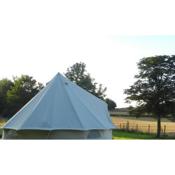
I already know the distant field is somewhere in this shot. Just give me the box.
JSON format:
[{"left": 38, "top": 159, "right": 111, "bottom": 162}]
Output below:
[{"left": 112, "top": 116, "right": 175, "bottom": 135}]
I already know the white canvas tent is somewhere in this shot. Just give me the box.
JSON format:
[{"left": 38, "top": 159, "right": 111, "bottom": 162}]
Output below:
[{"left": 2, "top": 73, "right": 115, "bottom": 139}]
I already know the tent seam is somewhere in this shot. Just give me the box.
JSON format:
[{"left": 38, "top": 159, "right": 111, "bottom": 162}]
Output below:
[{"left": 59, "top": 75, "right": 85, "bottom": 129}]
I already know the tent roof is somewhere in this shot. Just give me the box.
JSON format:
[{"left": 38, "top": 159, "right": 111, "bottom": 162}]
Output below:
[{"left": 3, "top": 73, "right": 115, "bottom": 131}]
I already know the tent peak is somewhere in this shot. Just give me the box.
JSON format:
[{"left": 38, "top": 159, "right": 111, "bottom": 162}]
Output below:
[
  {"left": 52, "top": 72, "right": 64, "bottom": 80},
  {"left": 54, "top": 72, "right": 68, "bottom": 81},
  {"left": 56, "top": 72, "right": 61, "bottom": 76},
  {"left": 54, "top": 72, "right": 67, "bottom": 79}
]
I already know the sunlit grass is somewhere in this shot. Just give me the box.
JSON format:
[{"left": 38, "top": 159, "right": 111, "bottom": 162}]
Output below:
[{"left": 113, "top": 130, "right": 156, "bottom": 140}]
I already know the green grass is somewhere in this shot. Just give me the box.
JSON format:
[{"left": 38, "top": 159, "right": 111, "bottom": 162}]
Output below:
[
  {"left": 113, "top": 130, "right": 157, "bottom": 140},
  {"left": 113, "top": 130, "right": 175, "bottom": 139}
]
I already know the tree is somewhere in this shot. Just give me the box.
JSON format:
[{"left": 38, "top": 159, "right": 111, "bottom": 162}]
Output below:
[
  {"left": 124, "top": 56, "right": 175, "bottom": 138},
  {"left": 65, "top": 62, "right": 107, "bottom": 99},
  {"left": 5, "top": 75, "right": 43, "bottom": 117},
  {"left": 0, "top": 79, "right": 13, "bottom": 116},
  {"left": 105, "top": 98, "right": 117, "bottom": 111}
]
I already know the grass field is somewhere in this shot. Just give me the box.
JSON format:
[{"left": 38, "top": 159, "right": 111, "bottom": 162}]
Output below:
[
  {"left": 112, "top": 116, "right": 175, "bottom": 135},
  {"left": 112, "top": 130, "right": 156, "bottom": 139},
  {"left": 112, "top": 130, "right": 175, "bottom": 139}
]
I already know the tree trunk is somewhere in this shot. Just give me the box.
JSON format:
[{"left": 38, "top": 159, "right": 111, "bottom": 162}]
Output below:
[{"left": 157, "top": 115, "right": 161, "bottom": 138}]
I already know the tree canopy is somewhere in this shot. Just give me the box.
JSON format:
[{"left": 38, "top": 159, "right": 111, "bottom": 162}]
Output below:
[
  {"left": 0, "top": 75, "right": 43, "bottom": 118},
  {"left": 65, "top": 62, "right": 107, "bottom": 100},
  {"left": 0, "top": 79, "right": 14, "bottom": 116},
  {"left": 125, "top": 55, "right": 175, "bottom": 137}
]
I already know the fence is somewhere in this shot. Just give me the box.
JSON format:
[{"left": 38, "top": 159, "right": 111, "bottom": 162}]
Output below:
[{"left": 113, "top": 121, "right": 175, "bottom": 136}]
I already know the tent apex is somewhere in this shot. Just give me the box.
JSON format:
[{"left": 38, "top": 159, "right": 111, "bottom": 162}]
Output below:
[
  {"left": 53, "top": 72, "right": 62, "bottom": 79},
  {"left": 56, "top": 72, "right": 61, "bottom": 76}
]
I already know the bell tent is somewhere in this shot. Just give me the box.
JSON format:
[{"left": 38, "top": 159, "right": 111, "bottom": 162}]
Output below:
[{"left": 2, "top": 73, "right": 115, "bottom": 139}]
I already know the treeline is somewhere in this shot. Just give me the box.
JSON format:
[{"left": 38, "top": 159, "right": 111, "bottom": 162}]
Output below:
[{"left": 0, "top": 62, "right": 117, "bottom": 118}]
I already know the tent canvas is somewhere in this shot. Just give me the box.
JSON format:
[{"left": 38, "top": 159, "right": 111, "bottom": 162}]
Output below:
[{"left": 2, "top": 73, "right": 115, "bottom": 139}]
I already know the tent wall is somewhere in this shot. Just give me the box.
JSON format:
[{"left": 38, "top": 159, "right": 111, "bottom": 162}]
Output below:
[{"left": 2, "top": 129, "right": 112, "bottom": 140}]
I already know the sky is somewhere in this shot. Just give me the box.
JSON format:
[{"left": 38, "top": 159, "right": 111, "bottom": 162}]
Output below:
[{"left": 1, "top": 1, "right": 175, "bottom": 107}]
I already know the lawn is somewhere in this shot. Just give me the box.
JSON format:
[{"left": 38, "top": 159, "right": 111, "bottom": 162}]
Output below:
[
  {"left": 113, "top": 130, "right": 156, "bottom": 139},
  {"left": 112, "top": 130, "right": 175, "bottom": 139}
]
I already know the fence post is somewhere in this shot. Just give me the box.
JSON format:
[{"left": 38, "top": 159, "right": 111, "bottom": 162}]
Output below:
[
  {"left": 164, "top": 125, "right": 166, "bottom": 136},
  {"left": 126, "top": 121, "right": 129, "bottom": 131},
  {"left": 122, "top": 123, "right": 125, "bottom": 130},
  {"left": 148, "top": 124, "right": 150, "bottom": 134},
  {"left": 136, "top": 124, "right": 138, "bottom": 132},
  {"left": 161, "top": 127, "right": 164, "bottom": 135}
]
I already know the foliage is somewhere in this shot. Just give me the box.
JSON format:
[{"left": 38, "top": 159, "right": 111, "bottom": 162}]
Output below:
[
  {"left": 0, "top": 79, "right": 14, "bottom": 116},
  {"left": 3, "top": 75, "right": 43, "bottom": 118},
  {"left": 124, "top": 56, "right": 175, "bottom": 137},
  {"left": 65, "top": 62, "right": 107, "bottom": 100},
  {"left": 105, "top": 98, "right": 117, "bottom": 110}
]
